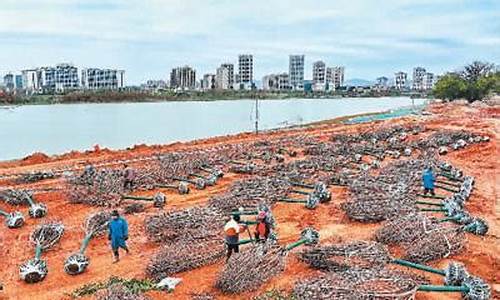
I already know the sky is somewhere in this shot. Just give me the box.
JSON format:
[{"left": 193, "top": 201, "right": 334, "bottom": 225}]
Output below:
[{"left": 0, "top": 0, "right": 499, "bottom": 85}]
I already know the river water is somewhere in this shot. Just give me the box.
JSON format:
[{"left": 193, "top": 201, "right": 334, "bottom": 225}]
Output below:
[{"left": 0, "top": 97, "right": 425, "bottom": 161}]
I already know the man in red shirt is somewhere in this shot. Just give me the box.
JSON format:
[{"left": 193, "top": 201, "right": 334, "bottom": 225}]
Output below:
[{"left": 254, "top": 211, "right": 271, "bottom": 242}]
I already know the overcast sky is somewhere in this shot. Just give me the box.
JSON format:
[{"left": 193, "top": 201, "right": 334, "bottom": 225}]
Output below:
[{"left": 0, "top": 0, "right": 499, "bottom": 84}]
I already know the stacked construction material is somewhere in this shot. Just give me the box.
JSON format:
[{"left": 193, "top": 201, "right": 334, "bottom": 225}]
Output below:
[
  {"left": 19, "top": 221, "right": 65, "bottom": 283},
  {"left": 16, "top": 170, "right": 56, "bottom": 183},
  {"left": 215, "top": 228, "right": 319, "bottom": 293},
  {"left": 64, "top": 211, "right": 111, "bottom": 275},
  {"left": 147, "top": 238, "right": 225, "bottom": 281},
  {"left": 0, "top": 208, "right": 25, "bottom": 228},
  {"left": 145, "top": 205, "right": 225, "bottom": 244},
  {"left": 0, "top": 188, "right": 48, "bottom": 218},
  {"left": 67, "top": 168, "right": 124, "bottom": 207},
  {"left": 96, "top": 283, "right": 151, "bottom": 300}
]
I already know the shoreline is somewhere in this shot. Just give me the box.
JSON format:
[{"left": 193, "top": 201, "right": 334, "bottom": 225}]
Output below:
[
  {"left": 0, "top": 93, "right": 426, "bottom": 108},
  {"left": 0, "top": 104, "right": 426, "bottom": 165}
]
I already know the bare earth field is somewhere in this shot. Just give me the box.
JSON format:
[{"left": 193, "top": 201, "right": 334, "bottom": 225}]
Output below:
[{"left": 0, "top": 102, "right": 498, "bottom": 300}]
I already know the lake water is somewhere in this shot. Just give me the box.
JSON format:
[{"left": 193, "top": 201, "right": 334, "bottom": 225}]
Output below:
[{"left": 0, "top": 97, "right": 425, "bottom": 161}]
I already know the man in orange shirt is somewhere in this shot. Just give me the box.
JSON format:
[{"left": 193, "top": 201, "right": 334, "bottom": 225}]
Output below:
[{"left": 224, "top": 215, "right": 247, "bottom": 262}]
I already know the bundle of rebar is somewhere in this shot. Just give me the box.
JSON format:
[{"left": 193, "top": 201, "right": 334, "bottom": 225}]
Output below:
[
  {"left": 298, "top": 240, "right": 392, "bottom": 272},
  {"left": 146, "top": 238, "right": 225, "bottom": 281},
  {"left": 0, "top": 189, "right": 34, "bottom": 205},
  {"left": 16, "top": 170, "right": 56, "bottom": 183},
  {"left": 293, "top": 268, "right": 420, "bottom": 300},
  {"left": 67, "top": 168, "right": 124, "bottom": 207},
  {"left": 374, "top": 213, "right": 441, "bottom": 245},
  {"left": 123, "top": 203, "right": 145, "bottom": 214},
  {"left": 215, "top": 228, "right": 319, "bottom": 294},
  {"left": 144, "top": 205, "right": 225, "bottom": 244},
  {"left": 20, "top": 221, "right": 65, "bottom": 283},
  {"left": 402, "top": 227, "right": 465, "bottom": 263},
  {"left": 64, "top": 211, "right": 111, "bottom": 275},
  {"left": 96, "top": 283, "right": 152, "bottom": 300}
]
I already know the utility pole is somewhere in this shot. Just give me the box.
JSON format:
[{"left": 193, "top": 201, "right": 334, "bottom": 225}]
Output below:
[{"left": 254, "top": 98, "right": 259, "bottom": 134}]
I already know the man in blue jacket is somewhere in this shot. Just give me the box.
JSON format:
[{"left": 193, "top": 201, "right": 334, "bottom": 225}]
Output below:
[
  {"left": 108, "top": 210, "right": 129, "bottom": 263},
  {"left": 422, "top": 167, "right": 436, "bottom": 196}
]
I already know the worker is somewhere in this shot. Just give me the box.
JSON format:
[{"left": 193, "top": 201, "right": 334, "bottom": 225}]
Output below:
[
  {"left": 254, "top": 211, "right": 271, "bottom": 242},
  {"left": 422, "top": 167, "right": 436, "bottom": 196},
  {"left": 224, "top": 215, "right": 247, "bottom": 262},
  {"left": 123, "top": 164, "right": 136, "bottom": 190},
  {"left": 108, "top": 210, "right": 129, "bottom": 263}
]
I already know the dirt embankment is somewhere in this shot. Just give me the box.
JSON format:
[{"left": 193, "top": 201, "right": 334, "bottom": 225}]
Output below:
[{"left": 0, "top": 102, "right": 498, "bottom": 300}]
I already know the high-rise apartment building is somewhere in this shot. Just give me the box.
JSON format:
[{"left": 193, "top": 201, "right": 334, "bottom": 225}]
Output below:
[
  {"left": 312, "top": 61, "right": 326, "bottom": 91},
  {"left": 15, "top": 75, "right": 23, "bottom": 89},
  {"left": 202, "top": 74, "right": 216, "bottom": 90},
  {"left": 412, "top": 67, "right": 426, "bottom": 90},
  {"left": 81, "top": 68, "right": 125, "bottom": 90},
  {"left": 3, "top": 74, "right": 15, "bottom": 91},
  {"left": 289, "top": 55, "right": 304, "bottom": 90},
  {"left": 423, "top": 72, "right": 435, "bottom": 90},
  {"left": 326, "top": 66, "right": 345, "bottom": 90},
  {"left": 54, "top": 63, "right": 79, "bottom": 92},
  {"left": 394, "top": 71, "right": 408, "bottom": 90},
  {"left": 169, "top": 66, "right": 196, "bottom": 90},
  {"left": 238, "top": 54, "right": 253, "bottom": 89},
  {"left": 216, "top": 64, "right": 234, "bottom": 90},
  {"left": 22, "top": 69, "right": 40, "bottom": 93}
]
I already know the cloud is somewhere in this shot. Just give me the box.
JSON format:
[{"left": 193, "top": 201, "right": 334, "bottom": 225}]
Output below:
[{"left": 0, "top": 0, "right": 499, "bottom": 83}]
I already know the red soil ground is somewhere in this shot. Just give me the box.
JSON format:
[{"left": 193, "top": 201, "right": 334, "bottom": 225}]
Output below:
[{"left": 0, "top": 102, "right": 498, "bottom": 300}]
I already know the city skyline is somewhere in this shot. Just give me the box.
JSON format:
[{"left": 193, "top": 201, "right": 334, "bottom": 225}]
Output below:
[{"left": 0, "top": 0, "right": 499, "bottom": 84}]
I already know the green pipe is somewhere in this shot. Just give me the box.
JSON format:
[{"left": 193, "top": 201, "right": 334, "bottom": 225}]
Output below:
[
  {"left": 237, "top": 239, "right": 255, "bottom": 245},
  {"left": 122, "top": 195, "right": 152, "bottom": 201},
  {"left": 439, "top": 216, "right": 459, "bottom": 223},
  {"left": 290, "top": 190, "right": 310, "bottom": 195},
  {"left": 416, "top": 200, "right": 444, "bottom": 207},
  {"left": 35, "top": 244, "right": 43, "bottom": 260},
  {"left": 417, "top": 194, "right": 446, "bottom": 200},
  {"left": 436, "top": 180, "right": 461, "bottom": 188},
  {"left": 285, "top": 239, "right": 306, "bottom": 251},
  {"left": 438, "top": 173, "right": 461, "bottom": 182},
  {"left": 0, "top": 210, "right": 8, "bottom": 217},
  {"left": 435, "top": 185, "right": 459, "bottom": 193},
  {"left": 79, "top": 234, "right": 93, "bottom": 254},
  {"left": 156, "top": 184, "right": 177, "bottom": 189},
  {"left": 231, "top": 210, "right": 258, "bottom": 216},
  {"left": 418, "top": 285, "right": 468, "bottom": 292},
  {"left": 392, "top": 259, "right": 445, "bottom": 276},
  {"left": 278, "top": 198, "right": 306, "bottom": 204},
  {"left": 419, "top": 208, "right": 447, "bottom": 212},
  {"left": 241, "top": 221, "right": 259, "bottom": 225},
  {"left": 26, "top": 196, "right": 35, "bottom": 206},
  {"left": 290, "top": 182, "right": 313, "bottom": 189}
]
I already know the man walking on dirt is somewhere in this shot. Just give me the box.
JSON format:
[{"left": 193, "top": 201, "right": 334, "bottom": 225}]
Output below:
[
  {"left": 422, "top": 167, "right": 436, "bottom": 196},
  {"left": 108, "top": 210, "right": 129, "bottom": 263},
  {"left": 224, "top": 215, "right": 247, "bottom": 262}
]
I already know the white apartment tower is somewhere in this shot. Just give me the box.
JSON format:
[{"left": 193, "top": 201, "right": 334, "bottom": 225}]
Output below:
[
  {"left": 394, "top": 71, "right": 408, "bottom": 90},
  {"left": 423, "top": 72, "right": 435, "bottom": 90},
  {"left": 55, "top": 63, "right": 79, "bottom": 92},
  {"left": 238, "top": 54, "right": 253, "bottom": 89},
  {"left": 326, "top": 66, "right": 345, "bottom": 90},
  {"left": 81, "top": 68, "right": 125, "bottom": 90},
  {"left": 216, "top": 63, "right": 234, "bottom": 90},
  {"left": 312, "top": 61, "right": 326, "bottom": 91},
  {"left": 169, "top": 66, "right": 196, "bottom": 90},
  {"left": 202, "top": 74, "right": 216, "bottom": 90},
  {"left": 412, "top": 67, "right": 426, "bottom": 90},
  {"left": 289, "top": 55, "right": 305, "bottom": 90}
]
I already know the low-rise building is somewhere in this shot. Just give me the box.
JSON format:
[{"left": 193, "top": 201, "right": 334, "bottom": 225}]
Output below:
[
  {"left": 262, "top": 73, "right": 290, "bottom": 91},
  {"left": 81, "top": 68, "right": 125, "bottom": 90}
]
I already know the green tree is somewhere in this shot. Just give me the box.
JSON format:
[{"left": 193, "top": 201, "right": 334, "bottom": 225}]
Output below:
[{"left": 433, "top": 73, "right": 467, "bottom": 101}]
